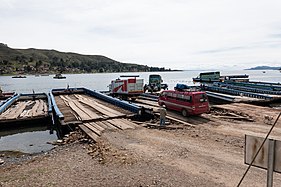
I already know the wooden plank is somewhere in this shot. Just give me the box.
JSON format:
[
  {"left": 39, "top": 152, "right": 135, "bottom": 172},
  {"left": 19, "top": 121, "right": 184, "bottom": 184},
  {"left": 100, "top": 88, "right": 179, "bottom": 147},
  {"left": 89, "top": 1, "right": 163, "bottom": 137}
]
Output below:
[
  {"left": 143, "top": 123, "right": 184, "bottom": 130},
  {"left": 84, "top": 123, "right": 102, "bottom": 136},
  {"left": 70, "top": 110, "right": 81, "bottom": 121},
  {"left": 154, "top": 113, "right": 195, "bottom": 127},
  {"left": 59, "top": 95, "right": 70, "bottom": 106},
  {"left": 30, "top": 100, "right": 40, "bottom": 116},
  {"left": 37, "top": 99, "right": 45, "bottom": 115},
  {"left": 119, "top": 118, "right": 139, "bottom": 128},
  {"left": 79, "top": 124, "right": 99, "bottom": 142},
  {"left": 100, "top": 121, "right": 118, "bottom": 130},
  {"left": 106, "top": 119, "right": 124, "bottom": 130},
  {"left": 78, "top": 99, "right": 117, "bottom": 118},
  {"left": 68, "top": 101, "right": 91, "bottom": 120},
  {"left": 95, "top": 121, "right": 112, "bottom": 130},
  {"left": 60, "top": 95, "right": 90, "bottom": 120},
  {"left": 89, "top": 122, "right": 105, "bottom": 132},
  {"left": 72, "top": 100, "right": 101, "bottom": 119},
  {"left": 8, "top": 101, "right": 27, "bottom": 119},
  {"left": 76, "top": 94, "right": 124, "bottom": 117},
  {"left": 61, "top": 95, "right": 101, "bottom": 121},
  {"left": 107, "top": 119, "right": 134, "bottom": 130}
]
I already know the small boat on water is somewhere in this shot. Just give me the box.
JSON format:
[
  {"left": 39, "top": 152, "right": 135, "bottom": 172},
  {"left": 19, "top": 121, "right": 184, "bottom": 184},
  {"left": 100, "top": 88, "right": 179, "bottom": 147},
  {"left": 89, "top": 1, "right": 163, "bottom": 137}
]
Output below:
[
  {"left": 53, "top": 73, "right": 66, "bottom": 79},
  {"left": 12, "top": 75, "right": 27, "bottom": 78}
]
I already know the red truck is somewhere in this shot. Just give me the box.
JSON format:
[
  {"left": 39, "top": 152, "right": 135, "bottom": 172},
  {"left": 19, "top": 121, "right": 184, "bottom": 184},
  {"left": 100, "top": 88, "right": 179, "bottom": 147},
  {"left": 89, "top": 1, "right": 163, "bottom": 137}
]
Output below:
[{"left": 109, "top": 76, "right": 144, "bottom": 100}]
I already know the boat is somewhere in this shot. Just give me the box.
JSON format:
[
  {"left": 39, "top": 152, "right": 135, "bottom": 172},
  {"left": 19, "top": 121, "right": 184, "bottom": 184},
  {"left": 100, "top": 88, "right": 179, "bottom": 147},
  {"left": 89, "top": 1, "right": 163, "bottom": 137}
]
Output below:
[
  {"left": 193, "top": 71, "right": 249, "bottom": 83},
  {"left": 193, "top": 71, "right": 220, "bottom": 82},
  {"left": 41, "top": 74, "right": 49, "bottom": 76},
  {"left": 12, "top": 75, "right": 26, "bottom": 78},
  {"left": 53, "top": 74, "right": 66, "bottom": 79}
]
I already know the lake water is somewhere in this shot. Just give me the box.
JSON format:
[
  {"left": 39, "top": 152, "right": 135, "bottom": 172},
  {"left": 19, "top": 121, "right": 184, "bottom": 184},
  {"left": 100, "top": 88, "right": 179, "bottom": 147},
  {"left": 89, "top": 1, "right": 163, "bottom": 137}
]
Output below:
[
  {"left": 1, "top": 70, "right": 280, "bottom": 94},
  {"left": 0, "top": 69, "right": 280, "bottom": 154}
]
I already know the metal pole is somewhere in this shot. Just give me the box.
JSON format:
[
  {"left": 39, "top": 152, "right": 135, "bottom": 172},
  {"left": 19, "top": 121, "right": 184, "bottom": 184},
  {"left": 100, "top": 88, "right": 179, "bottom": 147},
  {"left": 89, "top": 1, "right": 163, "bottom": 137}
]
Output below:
[{"left": 267, "top": 139, "right": 275, "bottom": 187}]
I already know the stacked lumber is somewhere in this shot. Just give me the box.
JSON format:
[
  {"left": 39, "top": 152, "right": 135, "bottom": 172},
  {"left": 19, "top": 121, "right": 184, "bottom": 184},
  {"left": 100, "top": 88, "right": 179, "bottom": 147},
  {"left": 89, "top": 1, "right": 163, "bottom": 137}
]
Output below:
[{"left": 79, "top": 118, "right": 138, "bottom": 142}]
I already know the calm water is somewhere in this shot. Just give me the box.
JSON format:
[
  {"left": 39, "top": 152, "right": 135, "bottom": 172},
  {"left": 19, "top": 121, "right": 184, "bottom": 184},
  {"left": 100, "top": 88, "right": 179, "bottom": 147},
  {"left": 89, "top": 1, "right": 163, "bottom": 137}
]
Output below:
[
  {"left": 0, "top": 70, "right": 280, "bottom": 93},
  {"left": 0, "top": 69, "right": 280, "bottom": 154},
  {"left": 0, "top": 130, "right": 57, "bottom": 154}
]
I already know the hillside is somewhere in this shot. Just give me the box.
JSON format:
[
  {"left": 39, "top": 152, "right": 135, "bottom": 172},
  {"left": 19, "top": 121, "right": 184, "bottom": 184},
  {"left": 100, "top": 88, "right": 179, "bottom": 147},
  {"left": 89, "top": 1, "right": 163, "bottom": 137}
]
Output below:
[
  {"left": 245, "top": 66, "right": 281, "bottom": 70},
  {"left": 0, "top": 43, "right": 172, "bottom": 75}
]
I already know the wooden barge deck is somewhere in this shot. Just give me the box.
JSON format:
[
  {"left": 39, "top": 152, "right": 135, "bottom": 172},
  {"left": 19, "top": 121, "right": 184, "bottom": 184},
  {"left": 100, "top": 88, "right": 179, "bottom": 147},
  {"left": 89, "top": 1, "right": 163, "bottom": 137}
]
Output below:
[
  {"left": 50, "top": 88, "right": 144, "bottom": 141},
  {"left": 0, "top": 93, "right": 52, "bottom": 127}
]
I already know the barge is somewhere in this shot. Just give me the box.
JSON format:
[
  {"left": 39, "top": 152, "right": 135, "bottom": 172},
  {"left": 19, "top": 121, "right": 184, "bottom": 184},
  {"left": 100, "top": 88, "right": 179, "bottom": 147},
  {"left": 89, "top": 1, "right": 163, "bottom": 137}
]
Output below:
[
  {"left": 0, "top": 92, "right": 16, "bottom": 107},
  {"left": 193, "top": 71, "right": 249, "bottom": 83},
  {"left": 0, "top": 93, "right": 52, "bottom": 127},
  {"left": 50, "top": 87, "right": 144, "bottom": 137}
]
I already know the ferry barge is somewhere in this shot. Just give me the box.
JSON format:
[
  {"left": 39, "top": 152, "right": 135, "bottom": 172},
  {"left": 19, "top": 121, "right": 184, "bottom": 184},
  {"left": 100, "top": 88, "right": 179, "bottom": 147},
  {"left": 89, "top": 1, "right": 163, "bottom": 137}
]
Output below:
[{"left": 0, "top": 93, "right": 52, "bottom": 127}]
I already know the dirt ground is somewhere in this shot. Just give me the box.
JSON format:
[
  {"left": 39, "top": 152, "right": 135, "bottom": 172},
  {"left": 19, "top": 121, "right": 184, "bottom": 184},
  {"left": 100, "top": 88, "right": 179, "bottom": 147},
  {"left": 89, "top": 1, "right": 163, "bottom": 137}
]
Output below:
[{"left": 1, "top": 103, "right": 281, "bottom": 187}]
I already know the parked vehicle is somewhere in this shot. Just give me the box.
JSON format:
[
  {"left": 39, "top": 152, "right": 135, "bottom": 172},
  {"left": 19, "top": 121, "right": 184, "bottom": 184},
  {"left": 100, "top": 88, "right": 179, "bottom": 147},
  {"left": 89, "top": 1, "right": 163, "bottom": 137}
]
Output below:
[
  {"left": 148, "top": 74, "right": 162, "bottom": 92},
  {"left": 109, "top": 76, "right": 144, "bottom": 100},
  {"left": 158, "top": 90, "right": 210, "bottom": 116},
  {"left": 161, "top": 83, "right": 169, "bottom": 90}
]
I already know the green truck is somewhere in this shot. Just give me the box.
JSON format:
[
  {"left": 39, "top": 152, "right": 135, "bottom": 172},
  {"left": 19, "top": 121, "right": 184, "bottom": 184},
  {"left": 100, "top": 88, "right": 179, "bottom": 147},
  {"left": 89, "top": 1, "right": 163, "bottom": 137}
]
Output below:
[{"left": 145, "top": 74, "right": 163, "bottom": 92}]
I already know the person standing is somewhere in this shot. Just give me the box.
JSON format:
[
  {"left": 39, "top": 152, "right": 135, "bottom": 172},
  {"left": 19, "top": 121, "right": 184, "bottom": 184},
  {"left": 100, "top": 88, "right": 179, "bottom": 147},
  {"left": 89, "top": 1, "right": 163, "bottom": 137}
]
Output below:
[
  {"left": 0, "top": 86, "right": 3, "bottom": 97},
  {"left": 159, "top": 107, "right": 167, "bottom": 126}
]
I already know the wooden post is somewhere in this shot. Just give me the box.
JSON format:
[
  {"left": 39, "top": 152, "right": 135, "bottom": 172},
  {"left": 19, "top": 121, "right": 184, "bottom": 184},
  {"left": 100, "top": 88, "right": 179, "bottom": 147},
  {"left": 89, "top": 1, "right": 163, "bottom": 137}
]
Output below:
[{"left": 267, "top": 139, "right": 275, "bottom": 187}]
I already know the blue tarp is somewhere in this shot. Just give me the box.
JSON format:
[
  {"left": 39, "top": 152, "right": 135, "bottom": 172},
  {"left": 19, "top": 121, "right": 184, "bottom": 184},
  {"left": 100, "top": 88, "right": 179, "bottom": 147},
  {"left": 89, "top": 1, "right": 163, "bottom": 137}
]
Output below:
[{"left": 174, "top": 84, "right": 190, "bottom": 91}]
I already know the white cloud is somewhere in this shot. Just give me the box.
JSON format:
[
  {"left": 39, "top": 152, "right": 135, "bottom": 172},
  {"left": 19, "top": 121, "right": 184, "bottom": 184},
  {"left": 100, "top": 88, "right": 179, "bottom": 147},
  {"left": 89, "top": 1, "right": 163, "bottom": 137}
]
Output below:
[{"left": 1, "top": 0, "right": 281, "bottom": 70}]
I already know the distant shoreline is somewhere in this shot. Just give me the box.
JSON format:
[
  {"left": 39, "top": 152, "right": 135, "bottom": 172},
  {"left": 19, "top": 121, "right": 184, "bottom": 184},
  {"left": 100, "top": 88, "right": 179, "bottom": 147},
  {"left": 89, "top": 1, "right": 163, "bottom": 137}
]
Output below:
[
  {"left": 0, "top": 70, "right": 183, "bottom": 76},
  {"left": 245, "top": 66, "right": 281, "bottom": 70}
]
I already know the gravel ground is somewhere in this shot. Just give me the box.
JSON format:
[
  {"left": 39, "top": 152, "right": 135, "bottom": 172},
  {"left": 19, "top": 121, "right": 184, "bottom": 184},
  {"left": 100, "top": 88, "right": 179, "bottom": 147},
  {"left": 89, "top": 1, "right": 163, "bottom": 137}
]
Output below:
[{"left": 1, "top": 103, "right": 281, "bottom": 187}]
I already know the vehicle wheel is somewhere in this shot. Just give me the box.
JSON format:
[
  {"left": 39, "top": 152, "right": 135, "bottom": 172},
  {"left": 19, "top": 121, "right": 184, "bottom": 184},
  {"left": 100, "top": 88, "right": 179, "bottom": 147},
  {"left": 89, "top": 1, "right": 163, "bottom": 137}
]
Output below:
[{"left": 182, "top": 109, "right": 188, "bottom": 117}]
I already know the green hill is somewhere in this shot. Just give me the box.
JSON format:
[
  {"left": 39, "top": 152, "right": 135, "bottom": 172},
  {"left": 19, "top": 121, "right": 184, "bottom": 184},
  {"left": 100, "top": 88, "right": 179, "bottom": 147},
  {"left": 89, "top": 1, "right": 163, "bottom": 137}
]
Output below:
[{"left": 0, "top": 43, "right": 172, "bottom": 75}]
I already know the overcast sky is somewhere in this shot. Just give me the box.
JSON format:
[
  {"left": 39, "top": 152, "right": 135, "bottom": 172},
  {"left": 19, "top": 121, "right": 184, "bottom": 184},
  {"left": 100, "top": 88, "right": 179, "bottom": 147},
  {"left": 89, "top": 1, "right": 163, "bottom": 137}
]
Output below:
[{"left": 1, "top": 0, "right": 281, "bottom": 70}]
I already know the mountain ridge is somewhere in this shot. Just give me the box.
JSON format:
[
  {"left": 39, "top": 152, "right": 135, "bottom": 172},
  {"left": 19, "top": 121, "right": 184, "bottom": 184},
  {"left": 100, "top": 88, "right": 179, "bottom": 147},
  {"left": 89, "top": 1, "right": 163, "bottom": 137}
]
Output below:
[
  {"left": 245, "top": 66, "right": 281, "bottom": 70},
  {"left": 0, "top": 43, "right": 174, "bottom": 75}
]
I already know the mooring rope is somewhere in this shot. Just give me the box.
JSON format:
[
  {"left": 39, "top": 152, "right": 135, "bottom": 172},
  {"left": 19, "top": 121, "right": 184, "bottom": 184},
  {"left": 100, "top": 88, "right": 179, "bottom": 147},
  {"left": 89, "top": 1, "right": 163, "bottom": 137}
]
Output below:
[{"left": 237, "top": 111, "right": 281, "bottom": 187}]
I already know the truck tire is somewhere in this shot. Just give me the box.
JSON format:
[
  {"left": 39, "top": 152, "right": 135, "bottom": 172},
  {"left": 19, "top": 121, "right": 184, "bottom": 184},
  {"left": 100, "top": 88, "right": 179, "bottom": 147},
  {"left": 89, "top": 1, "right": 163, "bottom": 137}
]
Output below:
[{"left": 182, "top": 109, "right": 188, "bottom": 117}]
